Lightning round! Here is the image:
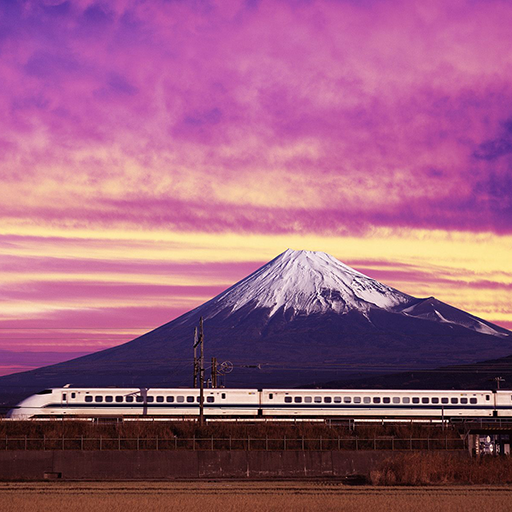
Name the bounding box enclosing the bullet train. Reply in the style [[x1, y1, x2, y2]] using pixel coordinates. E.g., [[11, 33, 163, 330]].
[[7, 387, 512, 420]]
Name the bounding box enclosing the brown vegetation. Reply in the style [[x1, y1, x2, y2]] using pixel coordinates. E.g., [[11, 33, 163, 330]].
[[371, 452, 512, 485], [0, 420, 463, 450]]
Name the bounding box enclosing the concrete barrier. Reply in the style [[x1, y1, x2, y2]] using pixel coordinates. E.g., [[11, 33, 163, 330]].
[[0, 450, 469, 481]]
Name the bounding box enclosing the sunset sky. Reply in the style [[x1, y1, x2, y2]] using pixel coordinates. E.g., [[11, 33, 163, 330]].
[[1, 0, 512, 375]]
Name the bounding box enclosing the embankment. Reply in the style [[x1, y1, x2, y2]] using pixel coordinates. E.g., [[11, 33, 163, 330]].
[[0, 450, 469, 481]]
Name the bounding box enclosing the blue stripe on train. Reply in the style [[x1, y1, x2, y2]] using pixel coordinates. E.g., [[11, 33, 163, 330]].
[[42, 402, 496, 411]]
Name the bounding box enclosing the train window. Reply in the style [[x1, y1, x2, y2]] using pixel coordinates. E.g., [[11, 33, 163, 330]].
[[207, 396, 215, 403], [147, 396, 154, 403], [156, 396, 164, 403], [186, 396, 195, 403], [136, 396, 144, 403], [285, 397, 292, 403], [441, 398, 448, 404], [269, 394, 274, 399], [71, 393, 76, 399], [343, 397, 351, 403], [314, 397, 322, 403], [363, 397, 371, 404], [116, 396, 123, 403], [126, 396, 134, 403], [324, 397, 332, 403], [412, 397, 420, 404], [392, 397, 400, 404], [177, 396, 184, 403], [373, 397, 381, 404], [95, 396, 103, 403], [305, 397, 312, 403], [422, 398, 429, 404], [431, 397, 439, 404], [334, 397, 341, 403], [222, 393, 226, 399], [105, 396, 113, 403], [461, 398, 468, 404], [167, 396, 174, 403], [294, 397, 302, 403], [354, 397, 361, 404], [85, 396, 93, 403], [383, 397, 390, 404], [470, 398, 477, 404], [486, 395, 490, 401], [451, 398, 458, 404]]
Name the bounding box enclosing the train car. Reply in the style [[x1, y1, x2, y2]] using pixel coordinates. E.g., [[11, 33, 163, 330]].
[[494, 391, 512, 417], [7, 387, 503, 420], [261, 389, 495, 418], [7, 387, 260, 419]]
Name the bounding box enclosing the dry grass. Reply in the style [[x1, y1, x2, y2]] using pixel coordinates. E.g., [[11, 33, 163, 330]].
[[0, 419, 460, 441], [372, 453, 512, 485], [1, 482, 512, 512]]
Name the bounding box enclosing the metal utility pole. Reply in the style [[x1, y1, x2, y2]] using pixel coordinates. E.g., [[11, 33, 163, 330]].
[[211, 357, 218, 388], [495, 377, 505, 390], [193, 327, 199, 388], [198, 317, 205, 426]]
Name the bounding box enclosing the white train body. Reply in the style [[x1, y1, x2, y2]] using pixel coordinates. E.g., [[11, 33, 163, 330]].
[[8, 387, 512, 420]]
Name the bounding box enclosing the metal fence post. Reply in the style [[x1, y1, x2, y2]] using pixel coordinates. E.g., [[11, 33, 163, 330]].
[[156, 435, 159, 451], [193, 435, 196, 451], [118, 436, 121, 451], [303, 436, 306, 451], [211, 435, 214, 451]]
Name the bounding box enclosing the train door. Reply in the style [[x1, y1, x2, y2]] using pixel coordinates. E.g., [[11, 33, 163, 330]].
[[61, 392, 68, 410]]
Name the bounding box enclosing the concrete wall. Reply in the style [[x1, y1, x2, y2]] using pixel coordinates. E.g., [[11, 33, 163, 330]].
[[0, 450, 469, 481]]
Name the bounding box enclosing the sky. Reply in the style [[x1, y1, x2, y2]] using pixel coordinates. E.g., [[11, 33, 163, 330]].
[[1, 0, 512, 375]]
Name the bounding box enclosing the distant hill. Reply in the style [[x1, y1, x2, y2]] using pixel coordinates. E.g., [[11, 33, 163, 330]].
[[1, 249, 511, 408], [320, 354, 512, 390]]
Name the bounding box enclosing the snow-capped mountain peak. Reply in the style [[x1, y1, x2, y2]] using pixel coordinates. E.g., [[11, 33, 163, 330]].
[[203, 249, 412, 319]]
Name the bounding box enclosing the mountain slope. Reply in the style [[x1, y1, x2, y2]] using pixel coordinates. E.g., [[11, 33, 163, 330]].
[[1, 249, 511, 407]]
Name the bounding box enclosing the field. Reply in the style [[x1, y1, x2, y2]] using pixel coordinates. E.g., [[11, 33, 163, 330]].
[[1, 482, 512, 512]]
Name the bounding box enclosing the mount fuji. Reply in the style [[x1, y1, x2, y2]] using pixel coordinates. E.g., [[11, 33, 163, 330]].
[[1, 249, 511, 404]]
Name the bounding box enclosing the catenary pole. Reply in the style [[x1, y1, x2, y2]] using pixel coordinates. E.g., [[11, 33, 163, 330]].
[[199, 317, 205, 426]]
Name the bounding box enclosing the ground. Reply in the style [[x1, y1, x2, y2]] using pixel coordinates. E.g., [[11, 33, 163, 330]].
[[1, 482, 512, 512]]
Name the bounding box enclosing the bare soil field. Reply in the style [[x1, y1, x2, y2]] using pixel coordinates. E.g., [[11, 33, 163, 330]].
[[1, 482, 511, 512]]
